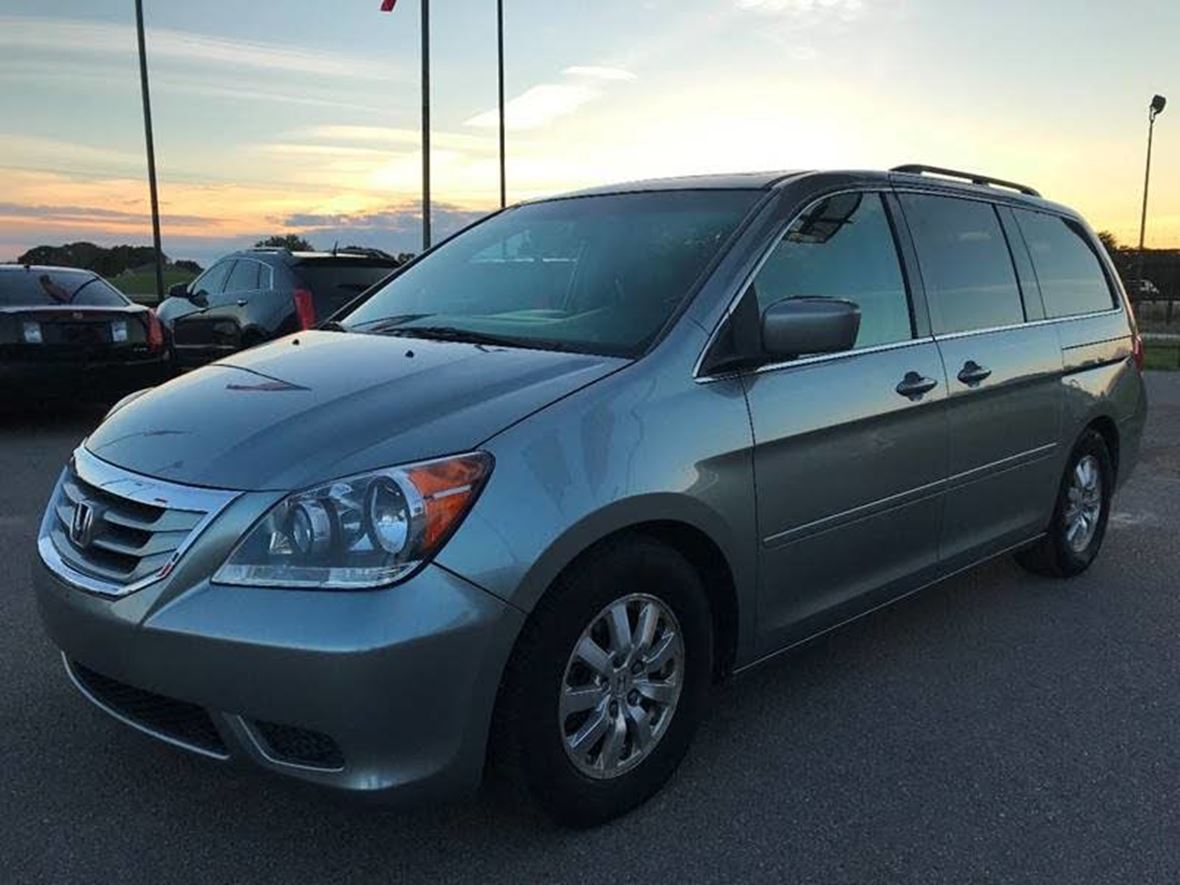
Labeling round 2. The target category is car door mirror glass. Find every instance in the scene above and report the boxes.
[761,297,861,360]
[168,282,190,299]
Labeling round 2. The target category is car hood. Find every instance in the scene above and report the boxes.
[85,330,626,490]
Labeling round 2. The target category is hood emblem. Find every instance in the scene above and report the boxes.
[70,501,98,548]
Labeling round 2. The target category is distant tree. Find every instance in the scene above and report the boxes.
[174,259,203,275]
[16,242,167,276]
[255,234,314,251]
[1096,230,1120,254]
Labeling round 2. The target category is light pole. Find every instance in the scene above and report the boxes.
[1136,93,1167,284]
[497,0,506,209]
[134,0,165,302]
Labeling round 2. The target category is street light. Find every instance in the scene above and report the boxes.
[1136,93,1167,284]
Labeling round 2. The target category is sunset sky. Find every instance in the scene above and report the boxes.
[1,0,1177,266]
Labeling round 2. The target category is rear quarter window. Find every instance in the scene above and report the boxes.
[1013,210,1115,318]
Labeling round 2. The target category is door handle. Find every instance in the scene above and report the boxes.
[957,360,992,386]
[235,299,249,307]
[895,371,938,400]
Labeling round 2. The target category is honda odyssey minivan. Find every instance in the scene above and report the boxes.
[35,166,1147,825]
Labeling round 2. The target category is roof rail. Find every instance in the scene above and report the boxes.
[248,246,291,253]
[330,246,399,261]
[890,164,1041,197]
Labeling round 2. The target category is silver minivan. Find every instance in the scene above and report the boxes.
[35,166,1147,825]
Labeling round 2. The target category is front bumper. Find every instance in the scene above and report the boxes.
[34,558,525,804]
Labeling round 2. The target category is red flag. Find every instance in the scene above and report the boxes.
[380,0,396,10]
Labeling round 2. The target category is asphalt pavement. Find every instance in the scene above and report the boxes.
[2,375,1178,884]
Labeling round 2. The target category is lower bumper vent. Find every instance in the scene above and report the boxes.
[68,660,228,758]
[254,721,344,770]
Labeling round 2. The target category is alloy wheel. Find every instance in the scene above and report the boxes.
[558,593,685,779]
[1064,453,1103,553]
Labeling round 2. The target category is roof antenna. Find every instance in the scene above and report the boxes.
[331,240,338,256]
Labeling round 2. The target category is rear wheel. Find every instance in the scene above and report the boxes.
[492,537,713,826]
[1015,429,1114,578]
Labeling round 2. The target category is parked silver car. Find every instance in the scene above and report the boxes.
[35,166,1147,825]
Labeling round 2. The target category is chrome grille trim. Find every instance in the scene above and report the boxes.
[38,446,239,598]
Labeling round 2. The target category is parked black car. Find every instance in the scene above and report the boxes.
[156,247,402,367]
[0,265,169,398]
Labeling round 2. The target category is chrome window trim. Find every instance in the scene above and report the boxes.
[747,337,930,378]
[931,307,1124,343]
[38,446,240,598]
[62,655,231,761]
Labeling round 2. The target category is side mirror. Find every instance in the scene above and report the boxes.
[761,297,860,360]
[168,282,191,299]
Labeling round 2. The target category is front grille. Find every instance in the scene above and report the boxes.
[42,447,237,596]
[68,660,228,757]
[254,721,345,770]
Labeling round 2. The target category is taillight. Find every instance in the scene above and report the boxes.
[1132,332,1145,372]
[146,310,164,352]
[293,288,316,330]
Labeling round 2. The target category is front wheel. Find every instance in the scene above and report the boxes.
[1015,429,1114,578]
[492,537,713,826]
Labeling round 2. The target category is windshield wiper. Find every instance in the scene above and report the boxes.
[379,325,530,348]
[319,319,349,332]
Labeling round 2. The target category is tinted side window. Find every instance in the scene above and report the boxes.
[225,259,261,293]
[191,260,232,297]
[900,194,1024,334]
[1013,210,1114,318]
[71,277,129,307]
[753,192,912,349]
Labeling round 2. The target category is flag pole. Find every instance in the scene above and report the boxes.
[134,0,165,302]
[420,0,431,250]
[497,0,506,208]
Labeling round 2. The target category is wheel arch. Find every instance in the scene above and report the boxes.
[1085,414,1120,480]
[506,495,752,682]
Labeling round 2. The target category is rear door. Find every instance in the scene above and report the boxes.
[896,191,1063,564]
[740,191,950,654]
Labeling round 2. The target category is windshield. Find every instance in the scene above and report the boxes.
[342,190,760,356]
[0,269,128,307]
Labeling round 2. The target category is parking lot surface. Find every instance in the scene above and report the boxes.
[2,374,1178,884]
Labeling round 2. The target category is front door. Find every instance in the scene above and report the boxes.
[741,191,949,655]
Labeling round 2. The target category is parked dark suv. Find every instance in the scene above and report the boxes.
[156,247,401,367]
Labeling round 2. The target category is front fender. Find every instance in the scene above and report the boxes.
[435,348,760,665]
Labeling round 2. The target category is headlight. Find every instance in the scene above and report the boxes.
[212,452,492,590]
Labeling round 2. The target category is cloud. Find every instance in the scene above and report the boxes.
[0,15,401,81]
[735,0,865,19]
[563,66,638,81]
[295,125,496,152]
[465,84,600,131]
[0,134,142,176]
[0,202,211,227]
[281,204,488,236]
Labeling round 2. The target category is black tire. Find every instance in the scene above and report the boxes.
[491,536,713,827]
[1015,429,1114,578]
